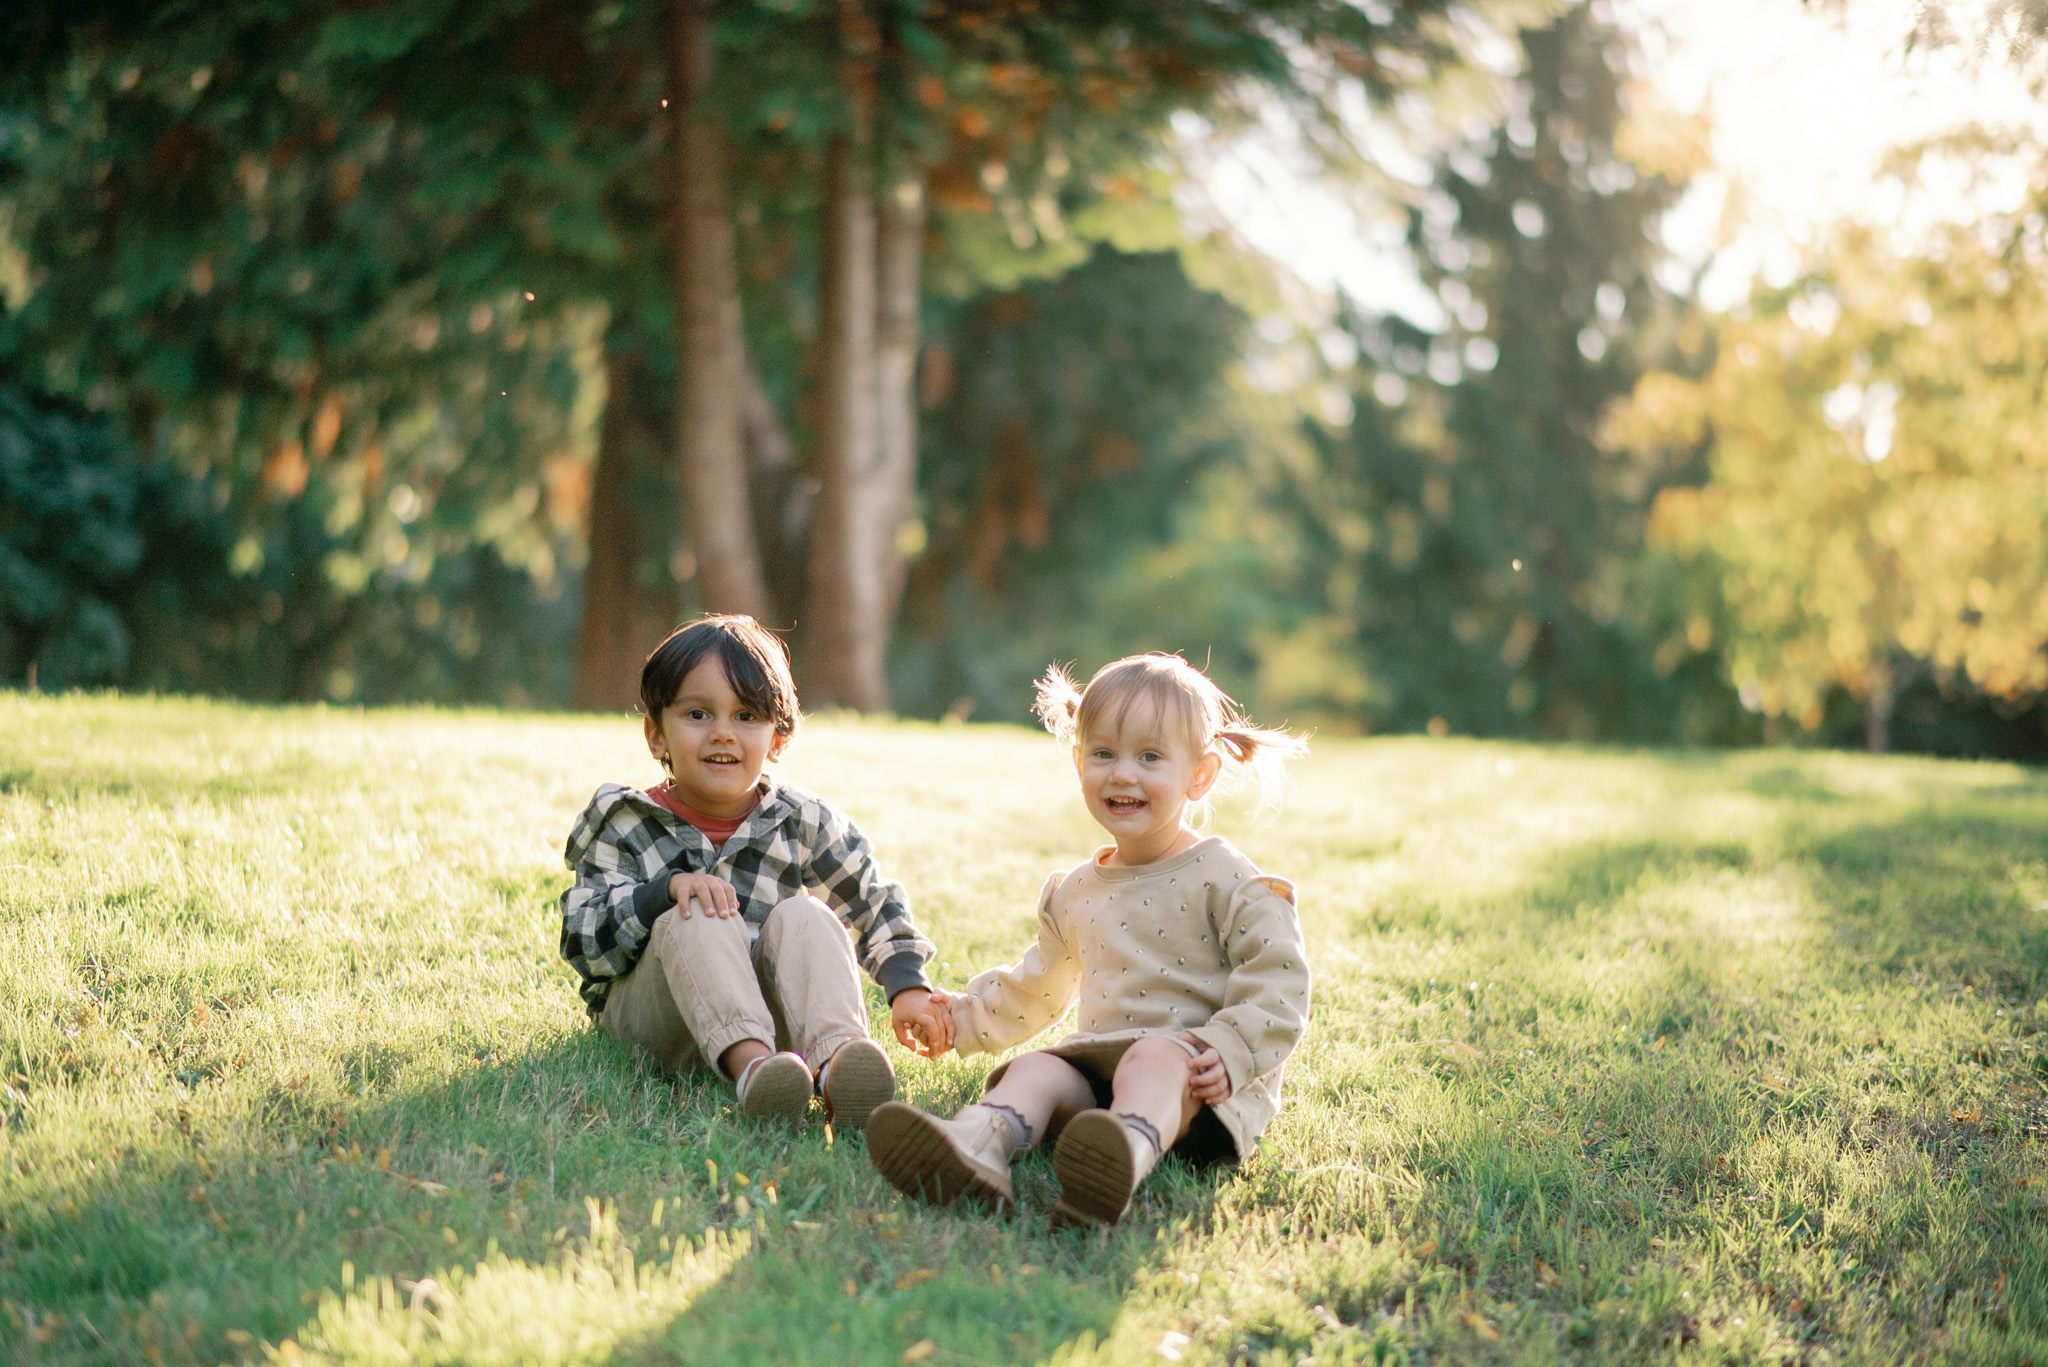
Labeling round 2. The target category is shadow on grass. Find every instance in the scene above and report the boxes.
[1785,803,2048,990]
[5,1017,1234,1365]
[1358,782,2048,1352]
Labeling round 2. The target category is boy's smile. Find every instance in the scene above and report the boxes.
[644,657,785,818]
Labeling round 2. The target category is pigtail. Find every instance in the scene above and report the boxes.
[1213,716,1311,813]
[1032,663,1084,744]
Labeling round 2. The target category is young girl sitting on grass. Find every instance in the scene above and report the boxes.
[866,653,1311,1226]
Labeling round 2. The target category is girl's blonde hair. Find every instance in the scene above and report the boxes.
[1032,653,1308,810]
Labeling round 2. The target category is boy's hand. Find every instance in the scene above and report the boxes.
[891,988,955,1057]
[669,872,740,918]
[1176,1032,1232,1105]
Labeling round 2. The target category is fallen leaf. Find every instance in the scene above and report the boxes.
[1463,1311,1501,1342]
[902,1340,937,1363]
[1157,1329,1192,1361]
[1950,1110,1981,1124]
[845,1278,860,1297]
[376,1148,391,1172]
[1415,1239,1439,1259]
[896,1268,939,1291]
[1536,1259,1561,1288]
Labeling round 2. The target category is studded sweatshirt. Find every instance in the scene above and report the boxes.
[948,835,1310,1158]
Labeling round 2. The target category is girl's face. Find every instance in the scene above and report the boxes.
[1073,700,1222,865]
[643,656,785,817]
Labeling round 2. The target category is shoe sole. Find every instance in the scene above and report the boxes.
[866,1102,1013,1211]
[737,1054,812,1126]
[821,1040,896,1134]
[1051,1110,1136,1227]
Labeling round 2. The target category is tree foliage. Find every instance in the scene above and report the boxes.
[1619,135,2048,747]
[1251,2,1735,741]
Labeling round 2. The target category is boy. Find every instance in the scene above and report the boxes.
[560,614,953,1127]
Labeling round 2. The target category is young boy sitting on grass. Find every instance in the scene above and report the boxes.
[559,614,953,1128]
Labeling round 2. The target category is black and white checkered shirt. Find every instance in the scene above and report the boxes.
[559,778,934,1016]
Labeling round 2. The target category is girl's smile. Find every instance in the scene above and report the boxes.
[1075,702,1222,867]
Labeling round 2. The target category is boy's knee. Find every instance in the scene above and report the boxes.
[653,904,748,952]
[760,894,837,945]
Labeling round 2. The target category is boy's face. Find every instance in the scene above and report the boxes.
[1072,699,1221,860]
[643,656,785,818]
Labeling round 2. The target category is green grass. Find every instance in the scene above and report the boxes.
[2,693,2045,1366]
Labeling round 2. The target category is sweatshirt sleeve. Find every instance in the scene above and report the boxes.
[950,871,1080,1057]
[1186,875,1311,1099]
[557,793,679,1003]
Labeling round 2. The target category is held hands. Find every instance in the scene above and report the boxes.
[669,872,740,918]
[1176,1031,1232,1105]
[892,987,955,1058]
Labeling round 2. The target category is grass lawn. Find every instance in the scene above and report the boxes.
[1,693,2045,1366]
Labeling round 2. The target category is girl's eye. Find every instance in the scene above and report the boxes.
[1141,751,1162,763]
[1091,749,1113,761]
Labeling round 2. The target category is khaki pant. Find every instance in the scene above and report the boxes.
[599,894,870,1080]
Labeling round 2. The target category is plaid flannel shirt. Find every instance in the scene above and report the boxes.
[559,777,934,1016]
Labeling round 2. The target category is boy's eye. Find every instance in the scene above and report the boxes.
[736,710,756,723]
[1091,748,1113,760]
[1141,751,1162,763]
[686,709,709,721]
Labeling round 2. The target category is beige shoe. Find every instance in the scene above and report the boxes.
[819,1038,896,1133]
[866,1102,1015,1211]
[1051,1110,1160,1227]
[736,1051,813,1125]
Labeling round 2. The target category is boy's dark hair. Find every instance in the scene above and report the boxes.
[639,615,802,738]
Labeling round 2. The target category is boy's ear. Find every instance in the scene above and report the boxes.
[1186,750,1223,802]
[767,730,789,762]
[643,713,666,763]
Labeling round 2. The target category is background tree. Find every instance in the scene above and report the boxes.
[1618,134,2048,752]
[1252,0,1734,741]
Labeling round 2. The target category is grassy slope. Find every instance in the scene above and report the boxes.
[0,693,2044,1367]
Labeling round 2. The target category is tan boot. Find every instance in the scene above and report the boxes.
[819,1038,896,1133]
[736,1051,813,1125]
[1051,1110,1161,1227]
[866,1102,1016,1211]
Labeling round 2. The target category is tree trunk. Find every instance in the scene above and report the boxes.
[874,169,925,627]
[670,0,768,618]
[574,353,639,711]
[800,128,887,710]
[575,348,680,712]
[1865,657,1894,754]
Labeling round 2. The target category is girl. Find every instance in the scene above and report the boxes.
[866,653,1311,1226]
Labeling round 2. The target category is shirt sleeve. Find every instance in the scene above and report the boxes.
[557,800,677,1000]
[949,871,1080,1057]
[802,800,936,1000]
[1185,875,1311,1098]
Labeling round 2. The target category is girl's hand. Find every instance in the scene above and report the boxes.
[892,988,955,1057]
[1176,1032,1232,1105]
[669,872,741,918]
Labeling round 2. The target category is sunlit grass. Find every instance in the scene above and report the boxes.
[1,693,2043,1365]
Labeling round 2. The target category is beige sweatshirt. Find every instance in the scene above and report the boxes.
[948,836,1310,1158]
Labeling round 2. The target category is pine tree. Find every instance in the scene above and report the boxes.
[1284,1,1727,739]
